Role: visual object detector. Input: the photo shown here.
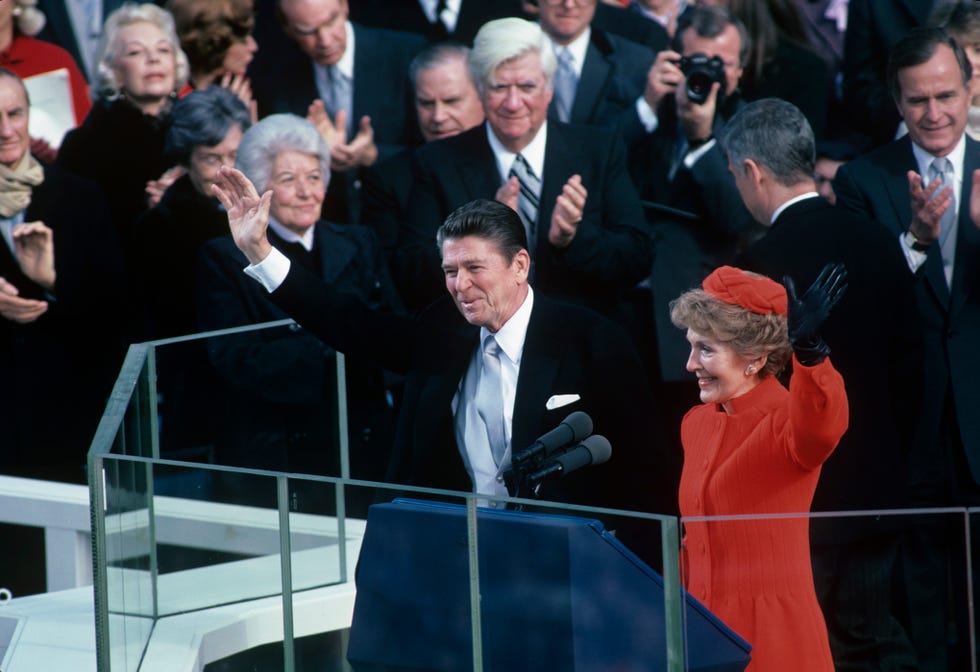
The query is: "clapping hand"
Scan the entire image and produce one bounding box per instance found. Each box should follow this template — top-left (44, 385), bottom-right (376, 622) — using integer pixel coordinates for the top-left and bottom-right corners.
top-left (548, 175), bottom-right (587, 248)
top-left (12, 221), bottom-right (56, 290)
top-left (211, 165), bottom-right (273, 265)
top-left (784, 262), bottom-right (847, 366)
top-left (0, 276), bottom-right (47, 323)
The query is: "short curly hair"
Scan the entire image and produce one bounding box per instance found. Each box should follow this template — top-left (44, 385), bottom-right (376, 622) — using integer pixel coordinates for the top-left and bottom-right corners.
top-left (670, 288), bottom-right (791, 378)
top-left (166, 0), bottom-right (255, 77)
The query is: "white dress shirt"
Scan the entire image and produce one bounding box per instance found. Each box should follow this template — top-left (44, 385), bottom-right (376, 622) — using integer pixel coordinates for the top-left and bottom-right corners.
top-left (453, 287), bottom-right (535, 503)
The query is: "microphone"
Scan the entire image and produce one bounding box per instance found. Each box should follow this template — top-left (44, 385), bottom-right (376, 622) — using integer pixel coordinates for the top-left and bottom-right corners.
top-left (526, 435), bottom-right (612, 484)
top-left (511, 411), bottom-right (593, 467)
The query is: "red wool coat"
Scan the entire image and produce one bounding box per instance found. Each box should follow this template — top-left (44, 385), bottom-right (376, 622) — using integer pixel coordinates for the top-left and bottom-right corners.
top-left (679, 356), bottom-right (848, 672)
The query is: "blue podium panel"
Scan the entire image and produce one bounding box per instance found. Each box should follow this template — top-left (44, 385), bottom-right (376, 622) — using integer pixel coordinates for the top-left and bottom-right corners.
top-left (348, 499), bottom-right (751, 672)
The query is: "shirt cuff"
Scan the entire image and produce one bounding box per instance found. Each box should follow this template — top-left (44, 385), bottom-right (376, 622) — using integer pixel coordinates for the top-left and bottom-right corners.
top-left (683, 138), bottom-right (717, 169)
top-left (898, 231), bottom-right (928, 273)
top-left (635, 96), bottom-right (659, 133)
top-left (243, 247), bottom-right (291, 293)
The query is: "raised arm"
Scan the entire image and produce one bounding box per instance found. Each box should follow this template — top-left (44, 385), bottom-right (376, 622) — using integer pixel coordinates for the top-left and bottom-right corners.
top-left (211, 165), bottom-right (274, 265)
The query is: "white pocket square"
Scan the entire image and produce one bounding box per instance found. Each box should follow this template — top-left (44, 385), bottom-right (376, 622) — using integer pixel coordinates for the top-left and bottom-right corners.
top-left (546, 394), bottom-right (580, 410)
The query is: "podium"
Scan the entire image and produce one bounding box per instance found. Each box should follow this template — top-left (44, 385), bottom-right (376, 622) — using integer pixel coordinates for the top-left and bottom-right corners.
top-left (347, 499), bottom-right (751, 672)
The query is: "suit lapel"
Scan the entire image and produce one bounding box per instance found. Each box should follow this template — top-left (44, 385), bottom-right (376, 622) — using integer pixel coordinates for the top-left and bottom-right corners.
top-left (511, 298), bottom-right (561, 452)
top-left (950, 137), bottom-right (980, 315)
top-left (351, 25), bottom-right (374, 122)
top-left (462, 128), bottom-right (504, 200)
top-left (571, 39), bottom-right (611, 123)
top-left (314, 225), bottom-right (357, 284)
top-left (540, 124), bottom-right (572, 249)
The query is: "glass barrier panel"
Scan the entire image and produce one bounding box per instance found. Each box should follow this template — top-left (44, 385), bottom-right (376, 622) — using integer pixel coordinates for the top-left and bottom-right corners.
top-left (100, 454), bottom-right (155, 672)
top-left (151, 462), bottom-right (283, 616)
top-left (678, 508), bottom-right (974, 672)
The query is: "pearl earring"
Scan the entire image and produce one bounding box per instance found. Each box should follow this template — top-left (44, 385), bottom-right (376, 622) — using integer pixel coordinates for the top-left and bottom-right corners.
top-left (745, 365), bottom-right (755, 375)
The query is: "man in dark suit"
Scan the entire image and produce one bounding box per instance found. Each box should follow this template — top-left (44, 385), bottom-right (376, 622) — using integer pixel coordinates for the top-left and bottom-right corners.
top-left (248, 0), bottom-right (426, 225)
top-left (348, 0), bottom-right (526, 45)
top-left (212, 161), bottom-right (668, 539)
top-left (395, 17), bottom-right (653, 316)
top-left (626, 6), bottom-right (756, 455)
top-left (720, 98), bottom-right (923, 672)
top-left (361, 42), bottom-right (485, 261)
top-left (535, 0), bottom-right (656, 128)
top-left (833, 27), bottom-right (980, 671)
top-left (0, 71), bottom-right (127, 596)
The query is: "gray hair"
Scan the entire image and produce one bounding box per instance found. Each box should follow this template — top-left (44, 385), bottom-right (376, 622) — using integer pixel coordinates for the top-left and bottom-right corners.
top-left (235, 113), bottom-right (331, 192)
top-left (165, 85), bottom-right (253, 165)
top-left (718, 98), bottom-right (815, 187)
top-left (410, 42), bottom-right (472, 88)
top-left (469, 17), bottom-right (557, 90)
top-left (93, 2), bottom-right (190, 101)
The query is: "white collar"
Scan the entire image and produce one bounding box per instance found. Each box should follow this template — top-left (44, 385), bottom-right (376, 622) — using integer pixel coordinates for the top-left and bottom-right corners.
top-left (770, 192), bottom-right (820, 224)
top-left (911, 132), bottom-right (967, 184)
top-left (481, 286), bottom-right (534, 365)
top-left (486, 120), bottom-right (548, 183)
top-left (333, 21), bottom-right (355, 79)
top-left (550, 27), bottom-right (591, 77)
top-left (269, 218), bottom-right (316, 251)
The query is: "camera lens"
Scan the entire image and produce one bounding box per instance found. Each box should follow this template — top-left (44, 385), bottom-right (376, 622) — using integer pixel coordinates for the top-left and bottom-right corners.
top-left (686, 73), bottom-right (713, 104)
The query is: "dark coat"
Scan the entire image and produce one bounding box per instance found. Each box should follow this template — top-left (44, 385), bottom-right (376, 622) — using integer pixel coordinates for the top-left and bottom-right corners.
top-left (397, 122), bottom-right (653, 313)
top-left (840, 0), bottom-right (933, 146)
top-left (269, 262), bottom-right (669, 519)
top-left (248, 23), bottom-right (426, 226)
top-left (360, 148), bottom-right (414, 263)
top-left (627, 94), bottom-right (757, 382)
top-left (834, 134), bottom-right (980, 489)
top-left (57, 98), bottom-right (175, 251)
top-left (134, 174), bottom-right (230, 340)
top-left (195, 223), bottom-right (403, 493)
top-left (547, 28), bottom-right (656, 129)
top-left (737, 195), bottom-right (924, 511)
top-left (0, 162), bottom-right (127, 482)
top-left (347, 0), bottom-right (526, 45)
top-left (592, 2), bottom-right (670, 53)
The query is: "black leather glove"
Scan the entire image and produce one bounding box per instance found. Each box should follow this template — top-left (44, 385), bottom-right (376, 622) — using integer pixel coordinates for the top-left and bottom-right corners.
top-left (783, 262), bottom-right (847, 367)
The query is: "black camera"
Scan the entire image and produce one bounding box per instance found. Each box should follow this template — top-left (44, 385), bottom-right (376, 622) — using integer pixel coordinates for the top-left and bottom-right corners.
top-left (678, 53), bottom-right (726, 105)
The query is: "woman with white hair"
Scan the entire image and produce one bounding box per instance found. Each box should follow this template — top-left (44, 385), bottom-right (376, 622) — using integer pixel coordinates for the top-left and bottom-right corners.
top-left (195, 113), bottom-right (403, 515)
top-left (57, 2), bottom-right (189, 257)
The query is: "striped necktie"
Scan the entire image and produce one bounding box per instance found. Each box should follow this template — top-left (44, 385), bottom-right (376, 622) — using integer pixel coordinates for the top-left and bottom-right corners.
top-left (508, 153), bottom-right (540, 248)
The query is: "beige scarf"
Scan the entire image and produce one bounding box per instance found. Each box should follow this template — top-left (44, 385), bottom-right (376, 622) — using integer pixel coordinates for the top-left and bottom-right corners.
top-left (0, 152), bottom-right (44, 218)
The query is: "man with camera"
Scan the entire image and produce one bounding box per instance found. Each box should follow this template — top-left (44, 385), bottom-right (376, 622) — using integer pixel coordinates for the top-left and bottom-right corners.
top-left (625, 5), bottom-right (758, 457)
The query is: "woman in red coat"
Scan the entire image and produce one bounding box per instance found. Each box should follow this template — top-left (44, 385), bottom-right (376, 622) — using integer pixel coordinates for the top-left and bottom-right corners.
top-left (670, 264), bottom-right (848, 672)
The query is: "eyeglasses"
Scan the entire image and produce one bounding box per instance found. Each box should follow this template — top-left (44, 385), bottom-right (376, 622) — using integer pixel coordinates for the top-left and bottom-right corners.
top-left (540, 0), bottom-right (594, 6)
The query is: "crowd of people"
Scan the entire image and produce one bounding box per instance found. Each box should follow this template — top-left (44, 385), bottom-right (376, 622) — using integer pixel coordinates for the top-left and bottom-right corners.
top-left (3, 0), bottom-right (980, 670)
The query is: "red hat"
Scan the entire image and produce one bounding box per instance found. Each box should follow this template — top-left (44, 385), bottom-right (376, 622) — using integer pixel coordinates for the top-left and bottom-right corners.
top-left (702, 266), bottom-right (788, 316)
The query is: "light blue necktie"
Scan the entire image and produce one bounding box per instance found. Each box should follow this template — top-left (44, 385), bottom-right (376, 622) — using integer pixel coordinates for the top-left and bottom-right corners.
top-left (475, 335), bottom-right (507, 467)
top-left (553, 47), bottom-right (577, 123)
top-left (929, 157), bottom-right (956, 287)
top-left (326, 65), bottom-right (353, 136)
